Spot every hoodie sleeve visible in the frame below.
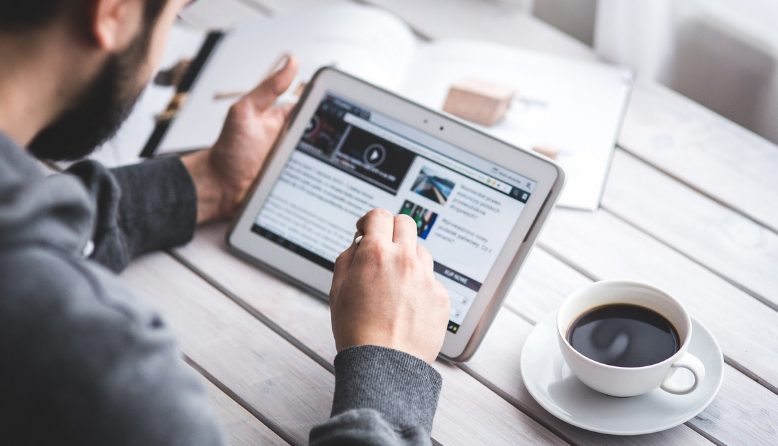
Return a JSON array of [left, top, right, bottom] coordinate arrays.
[[66, 157, 197, 272], [309, 346, 441, 446]]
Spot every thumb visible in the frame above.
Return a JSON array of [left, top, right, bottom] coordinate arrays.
[[243, 54, 299, 112]]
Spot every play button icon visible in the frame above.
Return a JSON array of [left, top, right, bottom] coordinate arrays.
[[363, 144, 386, 166]]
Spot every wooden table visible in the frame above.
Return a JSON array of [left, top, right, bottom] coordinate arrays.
[[121, 1, 778, 444]]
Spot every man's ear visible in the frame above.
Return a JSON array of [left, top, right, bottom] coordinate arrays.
[[88, 0, 144, 51]]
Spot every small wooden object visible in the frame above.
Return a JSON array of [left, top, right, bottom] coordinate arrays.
[[443, 78, 515, 126]]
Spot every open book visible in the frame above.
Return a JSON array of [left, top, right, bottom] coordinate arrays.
[[152, 3, 632, 210]]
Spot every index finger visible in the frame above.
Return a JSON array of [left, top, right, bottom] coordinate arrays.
[[243, 54, 299, 112], [356, 209, 394, 243], [393, 214, 418, 246]]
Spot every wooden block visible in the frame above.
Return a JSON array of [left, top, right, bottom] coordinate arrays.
[[443, 78, 515, 126]]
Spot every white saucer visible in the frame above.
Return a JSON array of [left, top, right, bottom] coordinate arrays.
[[520, 313, 724, 435]]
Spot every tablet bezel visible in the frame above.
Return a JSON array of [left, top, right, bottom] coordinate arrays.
[[228, 67, 564, 361]]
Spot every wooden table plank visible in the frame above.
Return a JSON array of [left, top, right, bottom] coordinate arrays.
[[505, 249, 592, 324], [173, 224, 569, 446], [121, 253, 334, 445], [538, 210, 778, 392], [619, 82, 778, 233], [502, 250, 778, 445], [602, 149, 778, 309], [206, 380, 288, 445]]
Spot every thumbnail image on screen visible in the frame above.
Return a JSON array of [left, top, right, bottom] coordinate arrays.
[[411, 167, 455, 205]]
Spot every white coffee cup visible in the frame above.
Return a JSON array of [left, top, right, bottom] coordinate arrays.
[[556, 280, 705, 397]]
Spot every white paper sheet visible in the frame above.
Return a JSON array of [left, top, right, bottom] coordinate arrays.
[[401, 40, 633, 210]]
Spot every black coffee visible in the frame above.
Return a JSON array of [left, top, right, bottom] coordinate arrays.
[[567, 304, 680, 367]]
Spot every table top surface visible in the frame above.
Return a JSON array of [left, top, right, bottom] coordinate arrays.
[[120, 1, 778, 445]]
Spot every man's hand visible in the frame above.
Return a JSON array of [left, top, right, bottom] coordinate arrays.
[[330, 209, 451, 364], [182, 55, 299, 223]]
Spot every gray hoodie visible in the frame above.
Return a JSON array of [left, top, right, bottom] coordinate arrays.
[[0, 132, 440, 445]]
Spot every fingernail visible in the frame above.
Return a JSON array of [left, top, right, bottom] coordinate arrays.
[[276, 54, 291, 72], [266, 53, 291, 77]]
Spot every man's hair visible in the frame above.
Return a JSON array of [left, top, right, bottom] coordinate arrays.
[[0, 0, 167, 32]]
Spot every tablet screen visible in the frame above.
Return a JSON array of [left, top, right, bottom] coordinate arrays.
[[253, 93, 536, 333]]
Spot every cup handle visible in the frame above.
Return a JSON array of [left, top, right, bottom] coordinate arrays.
[[660, 352, 706, 395]]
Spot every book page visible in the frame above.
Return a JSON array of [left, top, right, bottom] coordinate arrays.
[[401, 40, 633, 210], [158, 3, 416, 154]]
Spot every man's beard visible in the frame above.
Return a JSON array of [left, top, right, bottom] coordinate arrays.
[[28, 32, 150, 161]]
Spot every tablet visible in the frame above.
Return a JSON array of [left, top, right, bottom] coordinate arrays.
[[228, 68, 564, 361]]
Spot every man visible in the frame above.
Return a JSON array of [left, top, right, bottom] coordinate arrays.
[[0, 0, 451, 444]]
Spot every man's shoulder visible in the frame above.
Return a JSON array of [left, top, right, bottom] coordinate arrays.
[[0, 244, 95, 317], [0, 244, 172, 380], [0, 244, 154, 330], [0, 244, 222, 445]]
